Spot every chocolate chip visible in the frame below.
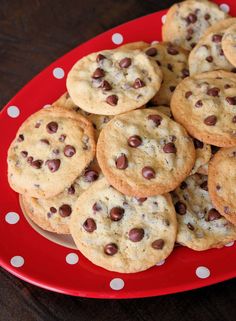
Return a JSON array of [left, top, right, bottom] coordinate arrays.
[[232, 116, 236, 123], [106, 95, 118, 106], [194, 138, 203, 149], [169, 86, 176, 92], [216, 184, 221, 190], [145, 47, 157, 56], [104, 243, 118, 255], [133, 78, 145, 89], [92, 68, 105, 79], [50, 207, 57, 213], [152, 239, 164, 249], [128, 135, 142, 148], [195, 100, 203, 108], [206, 208, 222, 221], [212, 34, 222, 43], [163, 142, 176, 153], [226, 97, 236, 105], [186, 13, 197, 24], [136, 197, 147, 203], [128, 228, 144, 242], [119, 57, 132, 68], [17, 134, 24, 142], [110, 207, 124, 221], [116, 154, 128, 170], [204, 13, 210, 20], [175, 201, 186, 215], [156, 60, 161, 66], [167, 46, 179, 55], [232, 68, 236, 73], [224, 206, 230, 214], [204, 115, 217, 126], [99, 80, 112, 91], [224, 84, 231, 89], [92, 202, 102, 212], [83, 218, 97, 232], [31, 160, 43, 169], [180, 181, 187, 190], [200, 181, 208, 191], [46, 122, 58, 134], [27, 156, 33, 164], [182, 68, 189, 78], [167, 63, 173, 71], [142, 166, 155, 180], [187, 27, 194, 35], [190, 43, 196, 49], [187, 223, 194, 231], [148, 114, 162, 127], [207, 87, 220, 97], [83, 170, 99, 182], [96, 54, 106, 62], [35, 122, 41, 128], [68, 185, 75, 195], [206, 56, 213, 63], [52, 149, 60, 155], [20, 151, 28, 158], [58, 204, 72, 217], [40, 139, 50, 145], [47, 159, 61, 172], [59, 134, 66, 142], [219, 49, 224, 56], [185, 91, 192, 99], [64, 145, 76, 157]]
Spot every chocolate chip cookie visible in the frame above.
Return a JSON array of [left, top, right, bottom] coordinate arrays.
[[69, 178, 177, 273], [20, 160, 102, 234], [162, 0, 228, 51], [189, 18, 236, 75], [118, 41, 149, 51], [171, 70, 236, 147], [8, 107, 96, 198], [53, 92, 113, 140], [173, 174, 236, 250], [66, 49, 163, 115], [97, 109, 195, 197], [208, 147, 236, 226], [222, 23, 236, 67], [144, 42, 189, 105]]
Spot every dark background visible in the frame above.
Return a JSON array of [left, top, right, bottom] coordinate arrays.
[[1, 1, 236, 320]]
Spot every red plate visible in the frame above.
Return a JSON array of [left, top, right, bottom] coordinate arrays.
[[0, 0, 235, 298]]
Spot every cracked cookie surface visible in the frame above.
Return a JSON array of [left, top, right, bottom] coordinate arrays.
[[70, 178, 177, 273], [97, 109, 195, 197], [8, 107, 96, 198]]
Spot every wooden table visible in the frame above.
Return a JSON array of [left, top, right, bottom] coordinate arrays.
[[1, 1, 236, 320]]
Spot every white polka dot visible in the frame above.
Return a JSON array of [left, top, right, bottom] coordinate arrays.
[[10, 256, 24, 268], [161, 15, 166, 24], [225, 241, 234, 247], [156, 259, 165, 266], [7, 106, 20, 118], [151, 40, 159, 45], [43, 104, 51, 109], [110, 278, 125, 290], [219, 3, 230, 13], [66, 253, 79, 265], [112, 33, 123, 45], [196, 266, 210, 279], [5, 212, 20, 224], [53, 67, 65, 79]]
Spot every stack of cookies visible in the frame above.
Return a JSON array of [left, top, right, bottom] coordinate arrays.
[[7, 0, 236, 273]]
